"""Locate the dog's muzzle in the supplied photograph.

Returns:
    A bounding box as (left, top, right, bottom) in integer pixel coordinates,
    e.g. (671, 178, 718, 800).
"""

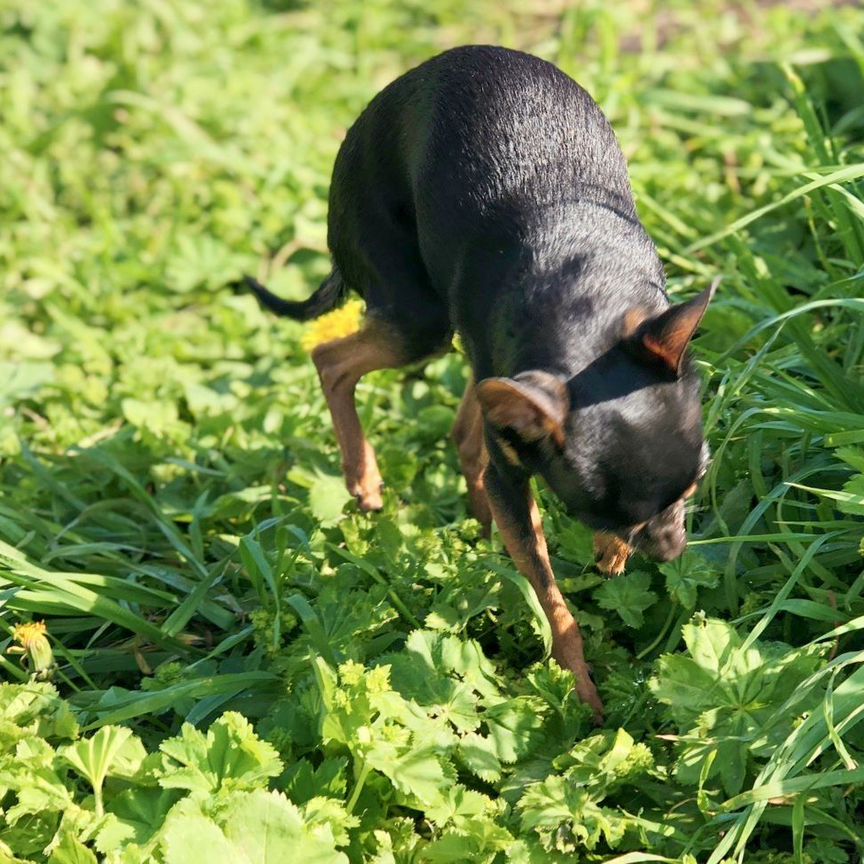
(628, 499, 687, 562)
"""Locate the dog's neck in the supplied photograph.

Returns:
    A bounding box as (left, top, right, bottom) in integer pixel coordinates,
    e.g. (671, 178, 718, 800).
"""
(458, 199, 667, 381)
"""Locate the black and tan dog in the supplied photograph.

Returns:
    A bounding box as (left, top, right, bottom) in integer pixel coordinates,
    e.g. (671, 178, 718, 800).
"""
(245, 46, 714, 720)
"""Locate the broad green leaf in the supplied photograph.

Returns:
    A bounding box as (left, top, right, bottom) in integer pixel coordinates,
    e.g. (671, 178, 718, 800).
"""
(162, 790, 348, 864)
(368, 743, 454, 809)
(61, 727, 145, 787)
(651, 617, 825, 795)
(661, 555, 720, 609)
(102, 788, 181, 849)
(282, 757, 348, 805)
(159, 712, 282, 796)
(47, 834, 98, 864)
(60, 726, 146, 817)
(595, 571, 658, 628)
(308, 473, 353, 525)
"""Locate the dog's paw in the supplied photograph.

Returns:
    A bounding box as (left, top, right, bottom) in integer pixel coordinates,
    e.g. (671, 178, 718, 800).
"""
(350, 479, 384, 512)
(593, 532, 631, 576)
(355, 490, 384, 512)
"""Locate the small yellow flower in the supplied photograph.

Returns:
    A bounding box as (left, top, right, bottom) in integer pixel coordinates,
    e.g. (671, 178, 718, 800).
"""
(366, 664, 392, 694)
(10, 621, 54, 675)
(300, 300, 365, 352)
(338, 659, 366, 687)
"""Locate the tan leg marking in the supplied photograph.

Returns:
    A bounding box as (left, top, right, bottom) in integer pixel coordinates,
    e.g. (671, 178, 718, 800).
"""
(593, 532, 633, 575)
(451, 376, 492, 535)
(486, 468, 604, 722)
(311, 321, 405, 511)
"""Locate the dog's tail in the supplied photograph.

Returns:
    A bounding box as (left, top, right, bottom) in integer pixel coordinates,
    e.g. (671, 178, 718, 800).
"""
(242, 270, 347, 322)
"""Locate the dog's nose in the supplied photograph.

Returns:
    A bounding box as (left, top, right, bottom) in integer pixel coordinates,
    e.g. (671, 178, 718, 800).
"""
(644, 525, 686, 561)
(637, 498, 688, 562)
(638, 512, 686, 561)
(652, 535, 686, 561)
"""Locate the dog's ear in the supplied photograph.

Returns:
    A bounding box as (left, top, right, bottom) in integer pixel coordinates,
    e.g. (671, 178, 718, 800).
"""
(626, 281, 717, 376)
(476, 371, 568, 447)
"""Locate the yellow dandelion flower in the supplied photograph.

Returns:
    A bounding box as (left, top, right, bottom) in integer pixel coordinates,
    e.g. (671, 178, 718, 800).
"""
(12, 620, 47, 648)
(300, 300, 365, 352)
(11, 620, 54, 674)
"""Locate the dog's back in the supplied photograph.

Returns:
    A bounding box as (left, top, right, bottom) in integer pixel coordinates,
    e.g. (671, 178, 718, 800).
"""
(331, 47, 639, 293)
(329, 47, 666, 364)
(414, 47, 635, 216)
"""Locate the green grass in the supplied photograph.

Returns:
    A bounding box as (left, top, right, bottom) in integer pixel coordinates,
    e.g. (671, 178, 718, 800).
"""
(1, 0, 863, 861)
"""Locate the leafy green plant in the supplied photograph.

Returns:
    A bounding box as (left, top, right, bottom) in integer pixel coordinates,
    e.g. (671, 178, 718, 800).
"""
(651, 616, 824, 795)
(1, 0, 863, 860)
(0, 686, 345, 864)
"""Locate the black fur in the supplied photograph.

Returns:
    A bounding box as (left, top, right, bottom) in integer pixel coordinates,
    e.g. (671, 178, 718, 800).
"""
(248, 45, 711, 558)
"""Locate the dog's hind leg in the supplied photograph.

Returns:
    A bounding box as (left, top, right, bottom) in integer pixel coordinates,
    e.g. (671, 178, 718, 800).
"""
(452, 376, 492, 534)
(311, 319, 405, 511)
(312, 316, 447, 511)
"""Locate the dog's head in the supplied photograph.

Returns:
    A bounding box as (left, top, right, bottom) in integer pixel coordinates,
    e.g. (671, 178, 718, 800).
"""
(477, 283, 715, 562)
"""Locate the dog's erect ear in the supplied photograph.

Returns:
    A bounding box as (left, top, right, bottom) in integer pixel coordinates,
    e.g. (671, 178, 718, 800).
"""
(476, 370, 568, 448)
(627, 280, 718, 376)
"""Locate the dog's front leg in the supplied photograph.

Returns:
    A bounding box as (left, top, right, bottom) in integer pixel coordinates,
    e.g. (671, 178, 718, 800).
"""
(485, 461, 604, 722)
